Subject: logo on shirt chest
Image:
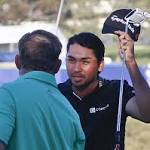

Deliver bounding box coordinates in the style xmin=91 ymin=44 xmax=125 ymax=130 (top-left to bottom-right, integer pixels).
xmin=89 ymin=104 xmax=109 ymax=113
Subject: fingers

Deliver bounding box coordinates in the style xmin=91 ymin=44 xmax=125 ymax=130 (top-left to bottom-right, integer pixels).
xmin=120 ymin=38 xmax=129 ymax=51
xmin=114 ymin=30 xmax=134 ymax=51
xmin=114 ymin=30 xmax=132 ymax=41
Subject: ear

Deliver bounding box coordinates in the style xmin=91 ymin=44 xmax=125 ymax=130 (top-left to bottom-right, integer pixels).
xmin=98 ymin=58 xmax=104 ymax=73
xmin=53 ymin=59 xmax=62 ymax=74
xmin=15 ymin=54 xmax=21 ymax=70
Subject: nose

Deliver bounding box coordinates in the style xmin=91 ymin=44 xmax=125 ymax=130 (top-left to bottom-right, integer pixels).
xmin=74 ymin=62 xmax=82 ymax=72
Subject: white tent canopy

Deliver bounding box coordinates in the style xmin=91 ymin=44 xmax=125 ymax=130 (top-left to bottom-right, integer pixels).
xmin=0 ymin=21 xmax=67 ymax=63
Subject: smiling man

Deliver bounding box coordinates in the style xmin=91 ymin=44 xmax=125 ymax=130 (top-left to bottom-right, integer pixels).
xmin=58 ymin=32 xmax=150 ymax=150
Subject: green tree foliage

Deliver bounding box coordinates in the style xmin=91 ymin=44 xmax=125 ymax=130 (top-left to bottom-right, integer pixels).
xmin=0 ymin=0 xmax=59 ymax=24
xmin=0 ymin=0 xmax=149 ymax=39
xmin=0 ymin=0 xmax=149 ymax=24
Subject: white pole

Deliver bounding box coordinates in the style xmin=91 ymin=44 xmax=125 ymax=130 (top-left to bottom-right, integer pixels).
xmin=55 ymin=0 xmax=64 ymax=34
xmin=116 ymin=20 xmax=129 ymax=134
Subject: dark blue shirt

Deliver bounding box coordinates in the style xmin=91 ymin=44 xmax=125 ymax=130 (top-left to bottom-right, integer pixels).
xmin=58 ymin=78 xmax=135 ymax=150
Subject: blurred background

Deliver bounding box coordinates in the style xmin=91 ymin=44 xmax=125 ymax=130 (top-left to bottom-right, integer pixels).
xmin=0 ymin=0 xmax=150 ymax=149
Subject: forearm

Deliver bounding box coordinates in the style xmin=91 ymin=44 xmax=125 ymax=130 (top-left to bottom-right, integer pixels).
xmin=115 ymin=30 xmax=150 ymax=122
xmin=126 ymin=58 xmax=150 ymax=122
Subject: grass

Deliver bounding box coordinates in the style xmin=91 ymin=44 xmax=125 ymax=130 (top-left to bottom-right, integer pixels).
xmin=105 ymin=45 xmax=150 ymax=65
xmin=125 ymin=117 xmax=150 ymax=150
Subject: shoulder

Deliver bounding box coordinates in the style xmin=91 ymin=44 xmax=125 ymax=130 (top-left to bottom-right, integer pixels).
xmin=1 ymin=78 xmax=22 ymax=92
xmin=100 ymin=77 xmax=133 ymax=94
xmin=101 ymin=77 xmax=131 ymax=88
xmin=0 ymin=81 xmax=18 ymax=105
xmin=0 ymin=81 xmax=15 ymax=94
xmin=0 ymin=77 xmax=26 ymax=102
xmin=58 ymin=80 xmax=71 ymax=91
xmin=100 ymin=78 xmax=119 ymax=88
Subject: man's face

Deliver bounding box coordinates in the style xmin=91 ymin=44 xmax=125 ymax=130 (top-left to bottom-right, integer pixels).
xmin=66 ymin=43 xmax=104 ymax=89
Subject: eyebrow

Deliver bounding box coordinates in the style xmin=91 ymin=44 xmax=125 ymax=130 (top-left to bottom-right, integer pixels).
xmin=67 ymin=55 xmax=93 ymax=60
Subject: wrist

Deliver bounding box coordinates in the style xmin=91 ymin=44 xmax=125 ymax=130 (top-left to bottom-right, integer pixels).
xmin=125 ymin=57 xmax=137 ymax=66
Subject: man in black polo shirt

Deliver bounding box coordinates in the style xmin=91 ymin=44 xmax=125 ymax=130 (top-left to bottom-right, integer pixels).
xmin=58 ymin=31 xmax=150 ymax=150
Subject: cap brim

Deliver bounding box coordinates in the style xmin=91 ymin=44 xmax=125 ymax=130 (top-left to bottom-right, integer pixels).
xmin=102 ymin=23 xmax=119 ymax=34
xmin=102 ymin=22 xmax=139 ymax=41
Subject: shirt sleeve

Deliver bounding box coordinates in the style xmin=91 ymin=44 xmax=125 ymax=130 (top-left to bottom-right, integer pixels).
xmin=123 ymin=80 xmax=135 ymax=102
xmin=0 ymin=87 xmax=15 ymax=145
xmin=122 ymin=80 xmax=135 ymax=113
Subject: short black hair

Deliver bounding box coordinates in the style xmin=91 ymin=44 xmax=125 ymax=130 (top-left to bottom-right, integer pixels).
xmin=67 ymin=32 xmax=105 ymax=62
xmin=18 ymin=29 xmax=62 ymax=72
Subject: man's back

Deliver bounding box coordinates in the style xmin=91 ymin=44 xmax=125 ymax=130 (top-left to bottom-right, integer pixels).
xmin=0 ymin=71 xmax=85 ymax=150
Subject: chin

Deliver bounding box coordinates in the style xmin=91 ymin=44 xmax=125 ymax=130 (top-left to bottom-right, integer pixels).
xmin=72 ymin=81 xmax=85 ymax=88
xmin=72 ymin=82 xmax=82 ymax=86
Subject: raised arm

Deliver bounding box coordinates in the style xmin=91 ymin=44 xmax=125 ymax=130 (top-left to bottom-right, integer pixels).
xmin=115 ymin=30 xmax=150 ymax=123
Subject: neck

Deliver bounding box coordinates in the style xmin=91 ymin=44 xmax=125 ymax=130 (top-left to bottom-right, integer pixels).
xmin=19 ymin=68 xmax=29 ymax=76
xmin=72 ymin=79 xmax=99 ymax=98
xmin=19 ymin=68 xmax=54 ymax=76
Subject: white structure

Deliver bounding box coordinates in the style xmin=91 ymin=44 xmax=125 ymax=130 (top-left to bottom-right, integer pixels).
xmin=0 ymin=21 xmax=67 ymax=64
